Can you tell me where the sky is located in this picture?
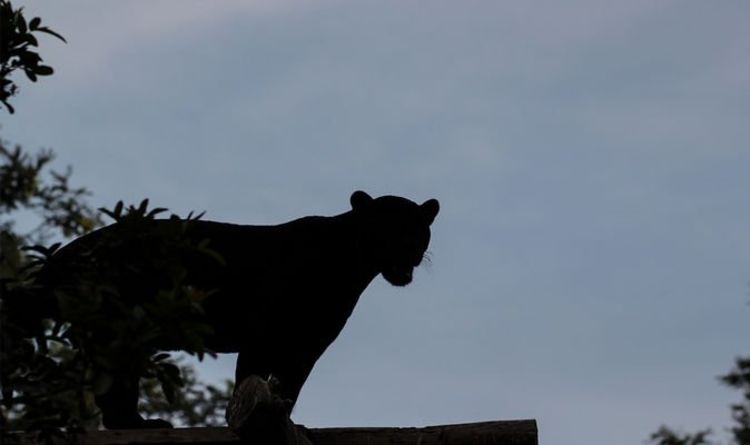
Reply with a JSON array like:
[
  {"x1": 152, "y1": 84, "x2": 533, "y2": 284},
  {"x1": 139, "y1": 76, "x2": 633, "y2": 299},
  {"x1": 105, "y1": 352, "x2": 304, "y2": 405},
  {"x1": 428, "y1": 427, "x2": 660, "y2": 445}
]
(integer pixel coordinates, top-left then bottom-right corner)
[{"x1": 3, "y1": 1, "x2": 750, "y2": 444}]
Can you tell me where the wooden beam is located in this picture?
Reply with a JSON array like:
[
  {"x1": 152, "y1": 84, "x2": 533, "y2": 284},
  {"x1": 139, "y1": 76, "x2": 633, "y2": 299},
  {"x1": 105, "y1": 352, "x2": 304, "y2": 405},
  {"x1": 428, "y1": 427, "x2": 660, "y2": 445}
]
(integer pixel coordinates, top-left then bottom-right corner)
[
  {"x1": 307, "y1": 420, "x2": 537, "y2": 445},
  {"x1": 15, "y1": 420, "x2": 537, "y2": 445}
]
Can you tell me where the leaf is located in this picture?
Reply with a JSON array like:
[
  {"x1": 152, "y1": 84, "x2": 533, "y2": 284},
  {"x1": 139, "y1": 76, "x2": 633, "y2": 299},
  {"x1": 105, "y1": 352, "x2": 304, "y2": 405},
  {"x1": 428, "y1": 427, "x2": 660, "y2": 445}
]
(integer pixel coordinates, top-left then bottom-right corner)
[
  {"x1": 99, "y1": 201, "x2": 124, "y2": 221},
  {"x1": 132, "y1": 305, "x2": 146, "y2": 320},
  {"x1": 185, "y1": 210, "x2": 206, "y2": 221},
  {"x1": 161, "y1": 381, "x2": 176, "y2": 405},
  {"x1": 160, "y1": 362, "x2": 182, "y2": 381},
  {"x1": 2, "y1": 99, "x2": 15, "y2": 114},
  {"x1": 19, "y1": 50, "x2": 42, "y2": 65},
  {"x1": 93, "y1": 372, "x2": 114, "y2": 395},
  {"x1": 146, "y1": 207, "x2": 168, "y2": 219},
  {"x1": 24, "y1": 69, "x2": 37, "y2": 82},
  {"x1": 36, "y1": 27, "x2": 67, "y2": 43},
  {"x1": 152, "y1": 352, "x2": 171, "y2": 362},
  {"x1": 114, "y1": 201, "x2": 124, "y2": 217},
  {"x1": 29, "y1": 17, "x2": 41, "y2": 30},
  {"x1": 136, "y1": 199, "x2": 150, "y2": 216},
  {"x1": 25, "y1": 33, "x2": 38, "y2": 47},
  {"x1": 35, "y1": 65, "x2": 53, "y2": 76},
  {"x1": 21, "y1": 242, "x2": 60, "y2": 258},
  {"x1": 156, "y1": 362, "x2": 183, "y2": 404},
  {"x1": 16, "y1": 11, "x2": 27, "y2": 34}
]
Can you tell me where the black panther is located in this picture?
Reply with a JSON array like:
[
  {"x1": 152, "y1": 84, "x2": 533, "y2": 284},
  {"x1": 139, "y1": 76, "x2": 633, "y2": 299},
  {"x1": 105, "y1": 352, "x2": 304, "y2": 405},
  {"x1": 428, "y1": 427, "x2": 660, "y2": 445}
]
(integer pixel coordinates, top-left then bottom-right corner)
[{"x1": 35, "y1": 191, "x2": 439, "y2": 430}]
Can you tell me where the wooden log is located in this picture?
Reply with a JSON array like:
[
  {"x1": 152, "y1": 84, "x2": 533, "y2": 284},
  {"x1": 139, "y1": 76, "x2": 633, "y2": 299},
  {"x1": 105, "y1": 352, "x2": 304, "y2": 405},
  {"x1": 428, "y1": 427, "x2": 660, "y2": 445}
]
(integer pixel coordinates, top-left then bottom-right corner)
[
  {"x1": 307, "y1": 420, "x2": 538, "y2": 445},
  {"x1": 11, "y1": 420, "x2": 537, "y2": 445}
]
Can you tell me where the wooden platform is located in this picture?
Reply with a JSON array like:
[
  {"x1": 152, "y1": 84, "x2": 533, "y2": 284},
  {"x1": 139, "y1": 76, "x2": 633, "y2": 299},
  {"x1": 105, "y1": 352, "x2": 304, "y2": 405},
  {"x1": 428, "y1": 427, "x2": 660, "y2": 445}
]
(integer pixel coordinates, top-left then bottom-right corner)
[{"x1": 11, "y1": 419, "x2": 537, "y2": 445}]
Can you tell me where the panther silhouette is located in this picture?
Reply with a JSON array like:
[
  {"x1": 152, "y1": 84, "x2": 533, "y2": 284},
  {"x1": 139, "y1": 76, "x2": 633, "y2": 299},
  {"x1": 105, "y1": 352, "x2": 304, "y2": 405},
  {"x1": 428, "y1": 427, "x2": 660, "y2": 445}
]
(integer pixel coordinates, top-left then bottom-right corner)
[{"x1": 38, "y1": 191, "x2": 439, "y2": 430}]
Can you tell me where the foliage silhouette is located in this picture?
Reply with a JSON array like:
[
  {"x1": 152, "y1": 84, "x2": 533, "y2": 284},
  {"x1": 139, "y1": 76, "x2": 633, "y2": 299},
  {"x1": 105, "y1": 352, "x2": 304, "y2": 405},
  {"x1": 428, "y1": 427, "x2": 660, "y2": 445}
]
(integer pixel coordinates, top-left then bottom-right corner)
[
  {"x1": 139, "y1": 363, "x2": 233, "y2": 428},
  {"x1": 0, "y1": 0, "x2": 66, "y2": 113},
  {"x1": 1, "y1": 2, "x2": 233, "y2": 434},
  {"x1": 649, "y1": 358, "x2": 750, "y2": 444},
  {"x1": 1, "y1": 187, "x2": 230, "y2": 433},
  {"x1": 649, "y1": 426, "x2": 713, "y2": 445},
  {"x1": 0, "y1": 137, "x2": 102, "y2": 435},
  {"x1": 722, "y1": 358, "x2": 750, "y2": 444}
]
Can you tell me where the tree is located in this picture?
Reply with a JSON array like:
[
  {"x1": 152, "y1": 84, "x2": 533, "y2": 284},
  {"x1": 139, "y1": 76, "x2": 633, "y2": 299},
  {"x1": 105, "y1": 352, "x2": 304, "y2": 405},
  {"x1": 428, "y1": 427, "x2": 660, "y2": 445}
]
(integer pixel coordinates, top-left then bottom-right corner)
[
  {"x1": 0, "y1": 170, "x2": 234, "y2": 432},
  {"x1": 0, "y1": 1, "x2": 233, "y2": 435},
  {"x1": 648, "y1": 357, "x2": 750, "y2": 445},
  {"x1": 0, "y1": 0, "x2": 65, "y2": 114},
  {"x1": 721, "y1": 358, "x2": 750, "y2": 444},
  {"x1": 0, "y1": 136, "x2": 103, "y2": 433},
  {"x1": 140, "y1": 363, "x2": 233, "y2": 428}
]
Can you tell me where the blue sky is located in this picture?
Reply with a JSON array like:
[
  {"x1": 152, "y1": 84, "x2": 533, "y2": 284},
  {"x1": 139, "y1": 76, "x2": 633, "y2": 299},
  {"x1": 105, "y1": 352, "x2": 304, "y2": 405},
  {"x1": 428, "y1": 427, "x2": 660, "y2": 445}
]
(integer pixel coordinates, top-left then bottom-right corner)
[{"x1": 4, "y1": 1, "x2": 750, "y2": 444}]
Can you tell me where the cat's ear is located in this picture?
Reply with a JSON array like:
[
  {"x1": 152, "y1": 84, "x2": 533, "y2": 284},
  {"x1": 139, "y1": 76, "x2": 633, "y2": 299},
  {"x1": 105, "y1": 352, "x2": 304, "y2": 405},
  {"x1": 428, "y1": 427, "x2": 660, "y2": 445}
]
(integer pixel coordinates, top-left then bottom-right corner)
[
  {"x1": 350, "y1": 190, "x2": 373, "y2": 210},
  {"x1": 420, "y1": 199, "x2": 440, "y2": 225}
]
